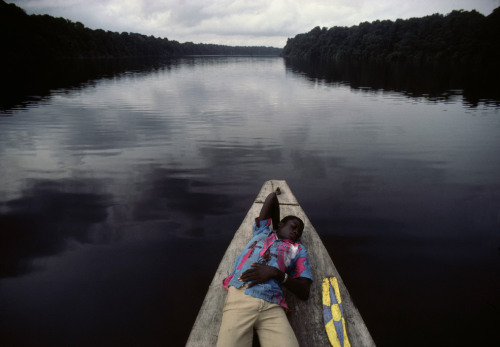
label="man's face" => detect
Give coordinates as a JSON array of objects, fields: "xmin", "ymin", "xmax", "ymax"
[{"xmin": 277, "ymin": 219, "xmax": 302, "ymax": 243}]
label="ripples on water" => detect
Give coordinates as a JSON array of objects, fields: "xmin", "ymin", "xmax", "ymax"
[{"xmin": 1, "ymin": 57, "xmax": 499, "ymax": 346}]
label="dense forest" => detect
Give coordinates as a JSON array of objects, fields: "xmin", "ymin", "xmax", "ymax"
[
  {"xmin": 0, "ymin": 1, "xmax": 281, "ymax": 60},
  {"xmin": 282, "ymin": 7, "xmax": 500, "ymax": 69}
]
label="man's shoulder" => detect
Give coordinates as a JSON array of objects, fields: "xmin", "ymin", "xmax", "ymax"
[
  {"xmin": 253, "ymin": 218, "xmax": 272, "ymax": 234},
  {"xmin": 294, "ymin": 241, "xmax": 308, "ymax": 250},
  {"xmin": 294, "ymin": 242, "xmax": 311, "ymax": 258}
]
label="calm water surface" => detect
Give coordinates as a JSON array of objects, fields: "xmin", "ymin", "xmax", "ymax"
[{"xmin": 1, "ymin": 57, "xmax": 499, "ymax": 346}]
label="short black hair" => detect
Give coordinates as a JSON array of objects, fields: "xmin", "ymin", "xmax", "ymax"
[{"xmin": 280, "ymin": 215, "xmax": 305, "ymax": 234}]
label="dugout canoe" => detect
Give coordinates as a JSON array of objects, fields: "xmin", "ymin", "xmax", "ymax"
[{"xmin": 186, "ymin": 180, "xmax": 375, "ymax": 346}]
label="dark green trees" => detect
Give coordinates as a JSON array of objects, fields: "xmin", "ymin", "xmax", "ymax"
[
  {"xmin": 0, "ymin": 0, "xmax": 281, "ymax": 60},
  {"xmin": 282, "ymin": 7, "xmax": 500, "ymax": 68}
]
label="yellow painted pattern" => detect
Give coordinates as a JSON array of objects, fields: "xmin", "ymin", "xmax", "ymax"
[
  {"xmin": 331, "ymin": 277, "xmax": 342, "ymax": 305},
  {"xmin": 331, "ymin": 302, "xmax": 342, "ymax": 321},
  {"xmin": 322, "ymin": 278, "xmax": 331, "ymax": 306},
  {"xmin": 322, "ymin": 277, "xmax": 351, "ymax": 347},
  {"xmin": 325, "ymin": 320, "xmax": 340, "ymax": 347},
  {"xmin": 342, "ymin": 318, "xmax": 350, "ymax": 347}
]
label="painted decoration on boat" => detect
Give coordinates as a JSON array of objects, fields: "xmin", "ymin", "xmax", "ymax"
[{"xmin": 322, "ymin": 277, "xmax": 351, "ymax": 347}]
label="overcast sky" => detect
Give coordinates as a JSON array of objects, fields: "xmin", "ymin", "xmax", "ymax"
[{"xmin": 10, "ymin": 0, "xmax": 500, "ymax": 47}]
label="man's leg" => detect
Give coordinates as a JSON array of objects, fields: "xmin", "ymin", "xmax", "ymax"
[
  {"xmin": 254, "ymin": 303, "xmax": 299, "ymax": 347},
  {"xmin": 217, "ymin": 287, "xmax": 260, "ymax": 347}
]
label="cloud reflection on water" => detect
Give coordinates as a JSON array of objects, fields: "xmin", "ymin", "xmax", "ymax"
[
  {"xmin": 132, "ymin": 168, "xmax": 240, "ymax": 238},
  {"xmin": 1, "ymin": 57, "xmax": 499, "ymax": 346},
  {"xmin": 0, "ymin": 179, "xmax": 113, "ymax": 278}
]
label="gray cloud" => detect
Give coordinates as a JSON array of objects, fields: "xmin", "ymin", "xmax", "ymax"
[{"xmin": 10, "ymin": 0, "xmax": 499, "ymax": 47}]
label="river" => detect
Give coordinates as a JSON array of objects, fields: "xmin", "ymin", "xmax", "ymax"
[{"xmin": 1, "ymin": 57, "xmax": 499, "ymax": 346}]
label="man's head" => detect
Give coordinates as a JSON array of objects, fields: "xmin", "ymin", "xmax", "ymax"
[{"xmin": 277, "ymin": 215, "xmax": 305, "ymax": 243}]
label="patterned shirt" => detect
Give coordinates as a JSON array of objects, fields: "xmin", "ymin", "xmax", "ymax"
[{"xmin": 223, "ymin": 218, "xmax": 313, "ymax": 310}]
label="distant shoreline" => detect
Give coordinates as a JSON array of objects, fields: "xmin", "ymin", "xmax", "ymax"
[{"xmin": 1, "ymin": 1, "xmax": 282, "ymax": 61}]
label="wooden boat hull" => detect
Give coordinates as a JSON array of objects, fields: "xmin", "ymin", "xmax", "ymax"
[{"xmin": 187, "ymin": 180, "xmax": 374, "ymax": 346}]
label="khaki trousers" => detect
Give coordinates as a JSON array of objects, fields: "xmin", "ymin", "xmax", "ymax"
[{"xmin": 217, "ymin": 286, "xmax": 300, "ymax": 347}]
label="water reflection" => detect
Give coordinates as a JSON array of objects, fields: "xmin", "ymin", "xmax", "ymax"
[
  {"xmin": 132, "ymin": 168, "xmax": 238, "ymax": 237},
  {"xmin": 0, "ymin": 179, "xmax": 113, "ymax": 278},
  {"xmin": 1, "ymin": 56, "xmax": 285, "ymax": 115},
  {"xmin": 285, "ymin": 58, "xmax": 500, "ymax": 108},
  {"xmin": 0, "ymin": 168, "xmax": 246, "ymax": 278},
  {"xmin": 4, "ymin": 57, "xmax": 499, "ymax": 115},
  {"xmin": 1, "ymin": 58, "xmax": 173, "ymax": 114},
  {"xmin": 0, "ymin": 57, "xmax": 499, "ymax": 346}
]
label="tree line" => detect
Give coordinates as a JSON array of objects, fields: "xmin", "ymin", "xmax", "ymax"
[
  {"xmin": 0, "ymin": 1, "xmax": 281, "ymax": 60},
  {"xmin": 282, "ymin": 7, "xmax": 500, "ymax": 69}
]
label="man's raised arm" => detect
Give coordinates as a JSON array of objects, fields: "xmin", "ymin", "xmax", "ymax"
[{"xmin": 256, "ymin": 191, "xmax": 280, "ymax": 230}]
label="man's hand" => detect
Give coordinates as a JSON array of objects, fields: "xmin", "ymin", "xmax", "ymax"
[
  {"xmin": 239, "ymin": 263, "xmax": 311, "ymax": 300},
  {"xmin": 256, "ymin": 192, "xmax": 280, "ymax": 231},
  {"xmin": 239, "ymin": 263, "xmax": 278, "ymax": 288}
]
